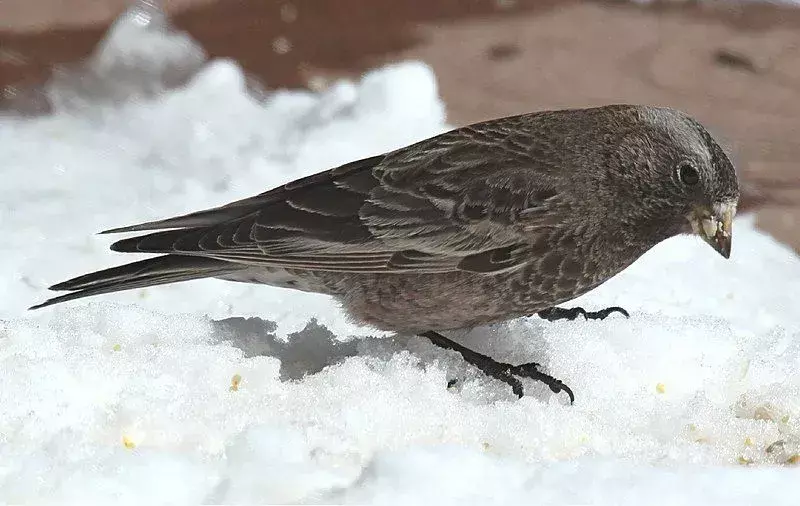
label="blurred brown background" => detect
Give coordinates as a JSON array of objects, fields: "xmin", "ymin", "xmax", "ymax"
[{"xmin": 2, "ymin": 0, "xmax": 799, "ymax": 251}]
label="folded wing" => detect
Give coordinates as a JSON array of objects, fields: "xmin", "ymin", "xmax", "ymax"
[
  {"xmin": 34, "ymin": 116, "xmax": 566, "ymax": 309},
  {"xmin": 108, "ymin": 122, "xmax": 562, "ymax": 275}
]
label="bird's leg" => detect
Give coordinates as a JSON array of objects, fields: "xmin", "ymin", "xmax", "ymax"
[
  {"xmin": 418, "ymin": 330, "xmax": 574, "ymax": 403},
  {"xmin": 537, "ymin": 306, "xmax": 629, "ymax": 322}
]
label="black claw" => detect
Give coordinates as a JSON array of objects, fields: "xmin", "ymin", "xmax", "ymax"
[
  {"xmin": 510, "ymin": 362, "xmax": 575, "ymax": 403},
  {"xmin": 537, "ymin": 306, "xmax": 629, "ymax": 322},
  {"xmin": 418, "ymin": 330, "xmax": 573, "ymax": 403},
  {"xmin": 590, "ymin": 306, "xmax": 629, "ymax": 320}
]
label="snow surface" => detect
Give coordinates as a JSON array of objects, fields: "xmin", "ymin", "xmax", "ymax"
[{"xmin": 2, "ymin": 2, "xmax": 800, "ymax": 504}]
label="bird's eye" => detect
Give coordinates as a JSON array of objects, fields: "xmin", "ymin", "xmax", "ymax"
[{"xmin": 677, "ymin": 162, "xmax": 700, "ymax": 186}]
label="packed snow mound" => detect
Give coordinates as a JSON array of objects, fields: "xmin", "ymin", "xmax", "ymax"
[{"xmin": 2, "ymin": 1, "xmax": 800, "ymax": 503}]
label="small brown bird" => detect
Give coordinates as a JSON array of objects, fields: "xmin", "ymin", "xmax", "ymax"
[{"xmin": 32, "ymin": 104, "xmax": 739, "ymax": 402}]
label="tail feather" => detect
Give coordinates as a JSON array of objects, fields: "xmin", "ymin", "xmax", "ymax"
[
  {"xmin": 100, "ymin": 207, "xmax": 254, "ymax": 234},
  {"xmin": 30, "ymin": 255, "xmax": 243, "ymax": 310}
]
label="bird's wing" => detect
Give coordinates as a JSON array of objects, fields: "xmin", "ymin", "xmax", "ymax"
[{"xmin": 108, "ymin": 119, "xmax": 565, "ymax": 274}]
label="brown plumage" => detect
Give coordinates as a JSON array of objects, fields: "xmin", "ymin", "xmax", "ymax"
[{"xmin": 32, "ymin": 104, "xmax": 740, "ymax": 401}]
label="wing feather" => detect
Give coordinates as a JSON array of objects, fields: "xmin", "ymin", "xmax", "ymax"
[{"xmin": 106, "ymin": 118, "xmax": 566, "ymax": 275}]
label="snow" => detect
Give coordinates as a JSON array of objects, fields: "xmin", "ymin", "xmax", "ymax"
[{"xmin": 2, "ymin": 2, "xmax": 800, "ymax": 503}]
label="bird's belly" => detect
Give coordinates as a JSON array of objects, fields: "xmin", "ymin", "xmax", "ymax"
[
  {"xmin": 329, "ymin": 268, "xmax": 602, "ymax": 333},
  {"xmin": 218, "ymin": 255, "xmax": 624, "ymax": 333}
]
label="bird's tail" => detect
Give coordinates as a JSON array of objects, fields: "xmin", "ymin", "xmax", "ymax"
[{"xmin": 30, "ymin": 255, "xmax": 244, "ymax": 310}]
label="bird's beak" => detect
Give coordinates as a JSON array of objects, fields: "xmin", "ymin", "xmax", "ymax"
[{"xmin": 688, "ymin": 201, "xmax": 736, "ymax": 259}]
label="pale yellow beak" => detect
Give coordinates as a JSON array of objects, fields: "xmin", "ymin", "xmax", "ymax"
[{"xmin": 689, "ymin": 201, "xmax": 736, "ymax": 259}]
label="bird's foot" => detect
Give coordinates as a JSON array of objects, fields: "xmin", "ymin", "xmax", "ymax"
[
  {"xmin": 537, "ymin": 306, "xmax": 629, "ymax": 322},
  {"xmin": 418, "ymin": 330, "xmax": 574, "ymax": 403}
]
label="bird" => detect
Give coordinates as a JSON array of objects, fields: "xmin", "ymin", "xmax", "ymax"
[{"xmin": 31, "ymin": 104, "xmax": 739, "ymax": 402}]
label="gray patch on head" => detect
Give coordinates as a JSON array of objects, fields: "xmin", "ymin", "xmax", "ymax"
[{"xmin": 637, "ymin": 106, "xmax": 712, "ymax": 163}]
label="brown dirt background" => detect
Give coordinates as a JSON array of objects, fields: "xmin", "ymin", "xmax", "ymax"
[{"xmin": 2, "ymin": 0, "xmax": 799, "ymax": 251}]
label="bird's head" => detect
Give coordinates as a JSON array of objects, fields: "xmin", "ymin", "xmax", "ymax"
[{"xmin": 599, "ymin": 106, "xmax": 740, "ymax": 259}]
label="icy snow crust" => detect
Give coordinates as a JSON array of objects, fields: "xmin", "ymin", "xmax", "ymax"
[{"xmin": 2, "ymin": 4, "xmax": 800, "ymax": 504}]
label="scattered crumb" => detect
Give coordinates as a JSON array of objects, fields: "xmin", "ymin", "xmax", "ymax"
[
  {"xmin": 737, "ymin": 456, "xmax": 753, "ymax": 465},
  {"xmin": 744, "ymin": 437, "xmax": 754, "ymax": 446},
  {"xmin": 112, "ymin": 344, "xmax": 122, "ymax": 352},
  {"xmin": 655, "ymin": 383, "xmax": 666, "ymax": 394},
  {"xmin": 122, "ymin": 435, "xmax": 136, "ymax": 450},
  {"xmin": 230, "ymin": 374, "xmax": 242, "ymax": 392}
]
